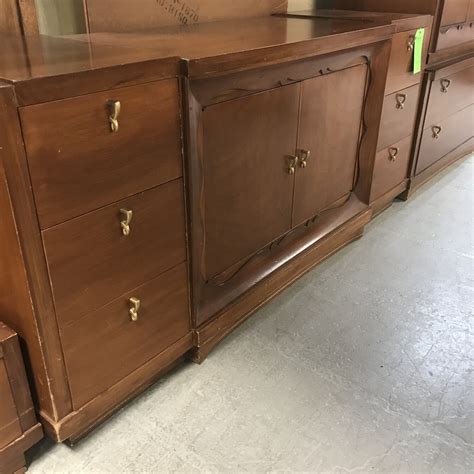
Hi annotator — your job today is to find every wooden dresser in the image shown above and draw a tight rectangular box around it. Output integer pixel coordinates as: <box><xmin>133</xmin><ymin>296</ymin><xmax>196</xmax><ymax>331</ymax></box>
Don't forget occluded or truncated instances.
<box><xmin>0</xmin><ymin>323</ymin><xmax>42</xmax><ymax>473</ymax></box>
<box><xmin>315</xmin><ymin>0</ymin><xmax>473</xmax><ymax>195</ymax></box>
<box><xmin>0</xmin><ymin>16</ymin><xmax>405</xmax><ymax>442</ymax></box>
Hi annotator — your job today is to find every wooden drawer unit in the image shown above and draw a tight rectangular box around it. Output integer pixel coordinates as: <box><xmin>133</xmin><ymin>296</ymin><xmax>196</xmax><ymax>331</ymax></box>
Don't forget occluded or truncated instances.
<box><xmin>385</xmin><ymin>29</ymin><xmax>428</xmax><ymax>94</ymax></box>
<box><xmin>0</xmin><ymin>323</ymin><xmax>43</xmax><ymax>473</ymax></box>
<box><xmin>416</xmin><ymin>104</ymin><xmax>473</xmax><ymax>174</ymax></box>
<box><xmin>425</xmin><ymin>63</ymin><xmax>474</xmax><ymax>124</ymax></box>
<box><xmin>42</xmin><ymin>180</ymin><xmax>186</xmax><ymax>326</ymax></box>
<box><xmin>60</xmin><ymin>263</ymin><xmax>190</xmax><ymax>409</ymax></box>
<box><xmin>20</xmin><ymin>79</ymin><xmax>182</xmax><ymax>229</ymax></box>
<box><xmin>372</xmin><ymin>135</ymin><xmax>413</xmax><ymax>201</ymax></box>
<box><xmin>378</xmin><ymin>84</ymin><xmax>421</xmax><ymax>151</ymax></box>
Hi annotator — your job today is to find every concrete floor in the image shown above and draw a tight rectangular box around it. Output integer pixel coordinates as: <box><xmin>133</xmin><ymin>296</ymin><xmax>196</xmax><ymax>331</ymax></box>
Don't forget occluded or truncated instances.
<box><xmin>29</xmin><ymin>156</ymin><xmax>473</xmax><ymax>473</ymax></box>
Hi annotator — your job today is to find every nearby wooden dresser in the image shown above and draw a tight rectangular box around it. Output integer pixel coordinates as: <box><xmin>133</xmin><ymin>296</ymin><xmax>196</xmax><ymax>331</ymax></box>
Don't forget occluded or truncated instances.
<box><xmin>0</xmin><ymin>323</ymin><xmax>42</xmax><ymax>473</ymax></box>
<box><xmin>316</xmin><ymin>0</ymin><xmax>473</xmax><ymax>194</ymax></box>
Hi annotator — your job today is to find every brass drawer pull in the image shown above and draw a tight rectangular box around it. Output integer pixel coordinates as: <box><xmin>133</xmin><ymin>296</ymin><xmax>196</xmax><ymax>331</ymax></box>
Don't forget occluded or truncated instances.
<box><xmin>128</xmin><ymin>297</ymin><xmax>141</xmax><ymax>322</ymax></box>
<box><xmin>298</xmin><ymin>149</ymin><xmax>311</xmax><ymax>168</ymax></box>
<box><xmin>440</xmin><ymin>78</ymin><xmax>451</xmax><ymax>93</ymax></box>
<box><xmin>432</xmin><ymin>126</ymin><xmax>442</xmax><ymax>139</ymax></box>
<box><xmin>388</xmin><ymin>147</ymin><xmax>399</xmax><ymax>162</ymax></box>
<box><xmin>107</xmin><ymin>100</ymin><xmax>121</xmax><ymax>132</ymax></box>
<box><xmin>407</xmin><ymin>35</ymin><xmax>415</xmax><ymax>52</ymax></box>
<box><xmin>396</xmin><ymin>93</ymin><xmax>407</xmax><ymax>110</ymax></box>
<box><xmin>120</xmin><ymin>208</ymin><xmax>133</xmax><ymax>236</ymax></box>
<box><xmin>287</xmin><ymin>155</ymin><xmax>299</xmax><ymax>175</ymax></box>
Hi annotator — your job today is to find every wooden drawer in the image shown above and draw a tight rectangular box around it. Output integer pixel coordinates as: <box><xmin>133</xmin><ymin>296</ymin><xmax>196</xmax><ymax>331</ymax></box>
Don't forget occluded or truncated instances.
<box><xmin>0</xmin><ymin>362</ymin><xmax>22</xmax><ymax>450</ymax></box>
<box><xmin>372</xmin><ymin>135</ymin><xmax>412</xmax><ymax>201</ymax></box>
<box><xmin>385</xmin><ymin>29</ymin><xmax>428</xmax><ymax>95</ymax></box>
<box><xmin>426</xmin><ymin>65</ymin><xmax>474</xmax><ymax>125</ymax></box>
<box><xmin>43</xmin><ymin>179</ymin><xmax>186</xmax><ymax>326</ymax></box>
<box><xmin>436</xmin><ymin>21</ymin><xmax>473</xmax><ymax>51</ymax></box>
<box><xmin>378</xmin><ymin>84</ymin><xmax>420</xmax><ymax>151</ymax></box>
<box><xmin>60</xmin><ymin>263</ymin><xmax>190</xmax><ymax>409</ymax></box>
<box><xmin>21</xmin><ymin>79</ymin><xmax>182</xmax><ymax>229</ymax></box>
<box><xmin>416</xmin><ymin>105</ymin><xmax>473</xmax><ymax>174</ymax></box>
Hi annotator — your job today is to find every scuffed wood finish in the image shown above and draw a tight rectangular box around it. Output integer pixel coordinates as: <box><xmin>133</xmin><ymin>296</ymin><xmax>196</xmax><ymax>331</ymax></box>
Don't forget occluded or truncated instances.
<box><xmin>0</xmin><ymin>85</ymin><xmax>73</xmax><ymax>421</ymax></box>
<box><xmin>0</xmin><ymin>323</ymin><xmax>43</xmax><ymax>473</ymax></box>
<box><xmin>21</xmin><ymin>79</ymin><xmax>183</xmax><ymax>228</ymax></box>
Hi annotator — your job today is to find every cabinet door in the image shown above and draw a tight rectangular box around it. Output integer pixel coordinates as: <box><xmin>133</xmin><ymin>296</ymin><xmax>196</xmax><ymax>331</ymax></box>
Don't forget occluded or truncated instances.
<box><xmin>441</xmin><ymin>0</ymin><xmax>470</xmax><ymax>26</ymax></box>
<box><xmin>293</xmin><ymin>65</ymin><xmax>367</xmax><ymax>227</ymax></box>
<box><xmin>201</xmin><ymin>84</ymin><xmax>300</xmax><ymax>279</ymax></box>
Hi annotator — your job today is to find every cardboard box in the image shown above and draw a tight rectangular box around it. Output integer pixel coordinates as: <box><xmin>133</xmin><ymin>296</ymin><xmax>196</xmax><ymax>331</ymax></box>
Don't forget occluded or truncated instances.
<box><xmin>85</xmin><ymin>0</ymin><xmax>289</xmax><ymax>32</ymax></box>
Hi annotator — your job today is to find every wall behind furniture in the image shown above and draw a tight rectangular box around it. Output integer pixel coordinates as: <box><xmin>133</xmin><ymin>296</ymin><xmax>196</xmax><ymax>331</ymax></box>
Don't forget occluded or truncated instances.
<box><xmin>32</xmin><ymin>0</ymin><xmax>316</xmax><ymax>35</ymax></box>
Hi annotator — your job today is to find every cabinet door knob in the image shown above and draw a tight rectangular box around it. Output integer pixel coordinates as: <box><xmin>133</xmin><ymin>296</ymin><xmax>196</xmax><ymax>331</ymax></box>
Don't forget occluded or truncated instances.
<box><xmin>407</xmin><ymin>35</ymin><xmax>415</xmax><ymax>52</ymax></box>
<box><xmin>388</xmin><ymin>147</ymin><xmax>399</xmax><ymax>162</ymax></box>
<box><xmin>287</xmin><ymin>155</ymin><xmax>298</xmax><ymax>175</ymax></box>
<box><xmin>298</xmin><ymin>149</ymin><xmax>311</xmax><ymax>168</ymax></box>
<box><xmin>120</xmin><ymin>208</ymin><xmax>133</xmax><ymax>236</ymax></box>
<box><xmin>129</xmin><ymin>297</ymin><xmax>141</xmax><ymax>322</ymax></box>
<box><xmin>107</xmin><ymin>100</ymin><xmax>121</xmax><ymax>132</ymax></box>
<box><xmin>440</xmin><ymin>78</ymin><xmax>451</xmax><ymax>93</ymax></box>
<box><xmin>396</xmin><ymin>93</ymin><xmax>407</xmax><ymax>110</ymax></box>
<box><xmin>432</xmin><ymin>126</ymin><xmax>442</xmax><ymax>139</ymax></box>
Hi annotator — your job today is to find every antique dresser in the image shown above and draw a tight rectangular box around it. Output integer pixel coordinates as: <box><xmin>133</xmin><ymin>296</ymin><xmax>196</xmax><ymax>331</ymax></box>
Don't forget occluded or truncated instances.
<box><xmin>0</xmin><ymin>13</ymin><xmax>434</xmax><ymax>442</ymax></box>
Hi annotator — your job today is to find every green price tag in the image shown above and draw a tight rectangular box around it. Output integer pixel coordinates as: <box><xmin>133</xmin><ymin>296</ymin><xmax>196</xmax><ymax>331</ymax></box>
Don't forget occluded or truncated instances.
<box><xmin>413</xmin><ymin>28</ymin><xmax>425</xmax><ymax>74</ymax></box>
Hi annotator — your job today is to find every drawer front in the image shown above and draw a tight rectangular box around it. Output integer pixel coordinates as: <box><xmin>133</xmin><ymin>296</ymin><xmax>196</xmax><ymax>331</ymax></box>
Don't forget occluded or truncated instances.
<box><xmin>385</xmin><ymin>29</ymin><xmax>427</xmax><ymax>95</ymax></box>
<box><xmin>0</xmin><ymin>361</ymin><xmax>22</xmax><ymax>449</ymax></box>
<box><xmin>378</xmin><ymin>84</ymin><xmax>420</xmax><ymax>151</ymax></box>
<box><xmin>426</xmin><ymin>66</ymin><xmax>474</xmax><ymax>125</ymax></box>
<box><xmin>43</xmin><ymin>180</ymin><xmax>186</xmax><ymax>326</ymax></box>
<box><xmin>416</xmin><ymin>105</ymin><xmax>473</xmax><ymax>174</ymax></box>
<box><xmin>372</xmin><ymin>135</ymin><xmax>412</xmax><ymax>201</ymax></box>
<box><xmin>436</xmin><ymin>21</ymin><xmax>473</xmax><ymax>51</ymax></box>
<box><xmin>61</xmin><ymin>263</ymin><xmax>190</xmax><ymax>409</ymax></box>
<box><xmin>21</xmin><ymin>79</ymin><xmax>182</xmax><ymax>229</ymax></box>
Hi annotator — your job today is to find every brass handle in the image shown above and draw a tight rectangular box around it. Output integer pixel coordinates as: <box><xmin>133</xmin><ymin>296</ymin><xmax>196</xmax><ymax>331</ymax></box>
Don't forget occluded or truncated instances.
<box><xmin>107</xmin><ymin>100</ymin><xmax>121</xmax><ymax>132</ymax></box>
<box><xmin>407</xmin><ymin>35</ymin><xmax>415</xmax><ymax>52</ymax></box>
<box><xmin>128</xmin><ymin>297</ymin><xmax>140</xmax><ymax>322</ymax></box>
<box><xmin>440</xmin><ymin>78</ymin><xmax>451</xmax><ymax>93</ymax></box>
<box><xmin>298</xmin><ymin>149</ymin><xmax>311</xmax><ymax>168</ymax></box>
<box><xmin>396</xmin><ymin>93</ymin><xmax>407</xmax><ymax>110</ymax></box>
<box><xmin>388</xmin><ymin>147</ymin><xmax>399</xmax><ymax>162</ymax></box>
<box><xmin>120</xmin><ymin>208</ymin><xmax>133</xmax><ymax>236</ymax></box>
<box><xmin>287</xmin><ymin>155</ymin><xmax>299</xmax><ymax>175</ymax></box>
<box><xmin>432</xmin><ymin>126</ymin><xmax>442</xmax><ymax>139</ymax></box>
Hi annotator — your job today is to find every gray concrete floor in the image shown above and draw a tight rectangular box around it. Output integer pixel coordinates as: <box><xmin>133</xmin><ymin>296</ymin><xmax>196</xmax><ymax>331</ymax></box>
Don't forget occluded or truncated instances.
<box><xmin>29</xmin><ymin>156</ymin><xmax>473</xmax><ymax>473</ymax></box>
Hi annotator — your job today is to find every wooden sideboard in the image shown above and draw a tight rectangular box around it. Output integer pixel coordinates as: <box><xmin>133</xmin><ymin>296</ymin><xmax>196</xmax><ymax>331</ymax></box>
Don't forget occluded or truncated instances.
<box><xmin>0</xmin><ymin>18</ymin><xmax>394</xmax><ymax>441</ymax></box>
<box><xmin>0</xmin><ymin>323</ymin><xmax>42</xmax><ymax>473</ymax></box>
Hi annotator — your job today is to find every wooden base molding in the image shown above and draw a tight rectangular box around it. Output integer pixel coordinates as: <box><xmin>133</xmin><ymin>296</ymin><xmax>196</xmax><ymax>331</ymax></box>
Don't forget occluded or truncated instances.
<box><xmin>191</xmin><ymin>207</ymin><xmax>372</xmax><ymax>363</ymax></box>
<box><xmin>39</xmin><ymin>334</ymin><xmax>193</xmax><ymax>443</ymax></box>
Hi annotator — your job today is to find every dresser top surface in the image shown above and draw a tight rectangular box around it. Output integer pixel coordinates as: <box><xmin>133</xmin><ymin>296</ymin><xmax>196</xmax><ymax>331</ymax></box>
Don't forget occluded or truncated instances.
<box><xmin>0</xmin><ymin>16</ymin><xmax>394</xmax><ymax>84</ymax></box>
